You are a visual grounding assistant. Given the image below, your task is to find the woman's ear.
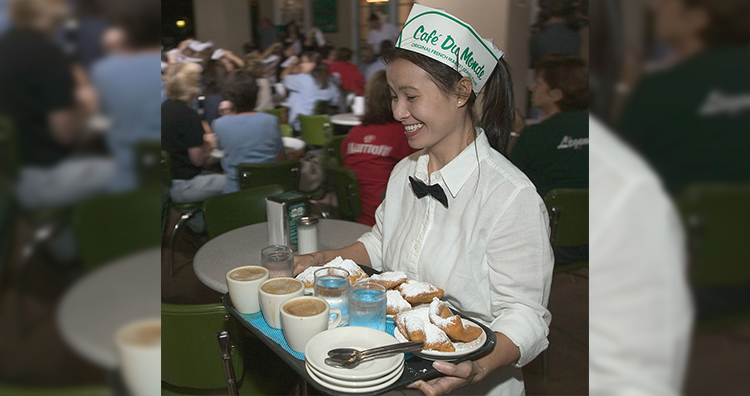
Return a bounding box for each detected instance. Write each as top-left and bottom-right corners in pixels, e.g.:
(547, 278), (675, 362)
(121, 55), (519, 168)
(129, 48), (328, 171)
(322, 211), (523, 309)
(457, 77), (472, 108)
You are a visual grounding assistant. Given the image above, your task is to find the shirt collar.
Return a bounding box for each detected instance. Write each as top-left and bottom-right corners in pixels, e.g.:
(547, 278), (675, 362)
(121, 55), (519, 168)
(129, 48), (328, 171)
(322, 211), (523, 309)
(413, 128), (490, 198)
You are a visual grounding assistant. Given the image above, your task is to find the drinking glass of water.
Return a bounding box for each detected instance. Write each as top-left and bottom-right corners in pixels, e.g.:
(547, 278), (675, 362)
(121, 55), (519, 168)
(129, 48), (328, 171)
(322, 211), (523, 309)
(349, 281), (386, 331)
(261, 245), (294, 278)
(313, 267), (350, 325)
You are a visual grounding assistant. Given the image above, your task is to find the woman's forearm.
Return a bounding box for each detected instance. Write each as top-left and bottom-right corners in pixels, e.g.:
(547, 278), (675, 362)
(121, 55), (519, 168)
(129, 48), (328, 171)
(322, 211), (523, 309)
(472, 332), (522, 383)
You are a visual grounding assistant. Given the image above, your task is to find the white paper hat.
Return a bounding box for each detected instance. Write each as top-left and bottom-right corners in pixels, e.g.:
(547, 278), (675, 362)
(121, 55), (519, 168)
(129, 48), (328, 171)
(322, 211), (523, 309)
(396, 4), (505, 93)
(188, 40), (214, 52)
(211, 48), (226, 60)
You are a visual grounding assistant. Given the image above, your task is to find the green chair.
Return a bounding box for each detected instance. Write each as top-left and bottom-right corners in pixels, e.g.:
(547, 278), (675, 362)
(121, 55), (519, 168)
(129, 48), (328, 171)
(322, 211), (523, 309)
(161, 303), (244, 392)
(543, 188), (589, 273)
(162, 151), (204, 277)
(279, 123), (294, 138)
(202, 185), (284, 240)
(134, 140), (161, 187)
(72, 186), (161, 272)
(262, 108), (281, 120)
(0, 385), (113, 396)
(263, 107), (287, 125)
(237, 158), (300, 192)
(298, 114), (333, 147)
(328, 166), (362, 222)
(323, 135), (346, 168)
(677, 183), (750, 287)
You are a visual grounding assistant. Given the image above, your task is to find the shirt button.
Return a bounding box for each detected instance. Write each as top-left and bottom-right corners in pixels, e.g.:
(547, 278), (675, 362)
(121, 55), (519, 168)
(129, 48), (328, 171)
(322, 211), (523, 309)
(435, 173), (441, 180)
(413, 243), (419, 250)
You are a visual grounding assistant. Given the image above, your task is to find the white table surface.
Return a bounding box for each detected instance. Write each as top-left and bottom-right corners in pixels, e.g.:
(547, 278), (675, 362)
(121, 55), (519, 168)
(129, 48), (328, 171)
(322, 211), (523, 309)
(56, 248), (161, 369)
(193, 219), (372, 294)
(330, 113), (362, 126)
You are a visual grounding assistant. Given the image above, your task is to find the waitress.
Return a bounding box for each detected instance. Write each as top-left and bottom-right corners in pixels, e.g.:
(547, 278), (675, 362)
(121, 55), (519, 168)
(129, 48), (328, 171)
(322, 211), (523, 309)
(294, 4), (553, 395)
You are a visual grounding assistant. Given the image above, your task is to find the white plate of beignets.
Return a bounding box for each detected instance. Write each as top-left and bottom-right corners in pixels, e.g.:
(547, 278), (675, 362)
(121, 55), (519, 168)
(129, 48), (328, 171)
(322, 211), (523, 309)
(393, 305), (487, 360)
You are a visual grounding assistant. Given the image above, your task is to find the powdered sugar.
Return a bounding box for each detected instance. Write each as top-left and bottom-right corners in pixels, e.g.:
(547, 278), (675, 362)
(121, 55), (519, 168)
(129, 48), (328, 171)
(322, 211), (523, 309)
(295, 265), (321, 287)
(398, 280), (437, 297)
(428, 297), (459, 328)
(323, 256), (367, 280)
(386, 290), (411, 312)
(371, 271), (407, 283)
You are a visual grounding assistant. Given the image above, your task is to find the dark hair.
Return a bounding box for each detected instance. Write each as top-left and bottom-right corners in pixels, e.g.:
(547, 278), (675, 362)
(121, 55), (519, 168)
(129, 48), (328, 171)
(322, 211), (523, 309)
(534, 55), (589, 111)
(335, 48), (353, 62)
(222, 70), (259, 113)
(320, 45), (336, 60)
(107, 0), (159, 48)
(379, 40), (394, 58)
(361, 71), (397, 126)
(203, 60), (228, 95)
(683, 0), (750, 46)
(243, 42), (259, 55)
(369, 13), (380, 22)
(302, 51), (329, 89)
(384, 48), (514, 156)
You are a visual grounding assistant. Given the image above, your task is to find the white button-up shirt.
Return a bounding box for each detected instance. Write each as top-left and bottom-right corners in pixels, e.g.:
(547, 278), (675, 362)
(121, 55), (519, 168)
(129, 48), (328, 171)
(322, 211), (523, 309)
(359, 130), (553, 395)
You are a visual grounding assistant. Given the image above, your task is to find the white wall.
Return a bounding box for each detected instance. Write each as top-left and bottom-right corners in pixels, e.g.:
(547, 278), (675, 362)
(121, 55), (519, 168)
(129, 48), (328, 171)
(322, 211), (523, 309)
(194, 0), (252, 54)
(416, 0), (531, 116)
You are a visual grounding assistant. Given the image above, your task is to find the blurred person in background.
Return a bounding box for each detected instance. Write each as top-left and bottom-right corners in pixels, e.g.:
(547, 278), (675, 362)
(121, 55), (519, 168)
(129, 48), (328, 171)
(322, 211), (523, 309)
(328, 47), (365, 96)
(616, 0), (750, 321)
(100, 25), (126, 54)
(366, 13), (399, 56)
(510, 55), (589, 266)
(341, 70), (417, 226)
(257, 17), (278, 51)
(0, 0), (9, 37)
(510, 55), (589, 199)
(201, 59), (228, 127)
(588, 0), (693, 393)
(213, 69), (285, 194)
(162, 62), (225, 204)
(363, 40), (392, 81)
(530, 0), (583, 67)
(283, 21), (303, 56)
(73, 0), (109, 71)
(212, 48), (244, 73)
(0, 0), (113, 209)
(243, 53), (273, 111)
(91, 0), (160, 192)
(281, 51), (340, 131)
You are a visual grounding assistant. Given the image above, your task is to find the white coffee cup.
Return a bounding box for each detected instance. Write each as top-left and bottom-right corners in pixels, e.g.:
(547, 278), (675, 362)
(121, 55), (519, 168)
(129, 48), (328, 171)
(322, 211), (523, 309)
(281, 296), (342, 353)
(226, 266), (269, 314)
(114, 318), (161, 396)
(352, 96), (365, 116)
(259, 278), (305, 329)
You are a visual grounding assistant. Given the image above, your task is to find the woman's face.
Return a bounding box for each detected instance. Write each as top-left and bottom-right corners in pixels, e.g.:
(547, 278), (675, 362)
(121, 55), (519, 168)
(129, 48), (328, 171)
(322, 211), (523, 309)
(387, 59), (464, 151)
(300, 56), (316, 73)
(651, 0), (707, 46)
(529, 72), (560, 111)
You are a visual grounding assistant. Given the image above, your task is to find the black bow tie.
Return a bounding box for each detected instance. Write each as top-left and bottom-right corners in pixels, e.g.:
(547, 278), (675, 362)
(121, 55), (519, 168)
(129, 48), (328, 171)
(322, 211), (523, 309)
(409, 176), (448, 208)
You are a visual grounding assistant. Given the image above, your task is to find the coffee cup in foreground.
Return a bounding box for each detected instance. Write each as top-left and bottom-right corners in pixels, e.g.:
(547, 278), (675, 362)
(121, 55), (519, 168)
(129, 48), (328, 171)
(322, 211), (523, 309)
(281, 296), (342, 353)
(114, 318), (161, 396)
(226, 266), (269, 314)
(259, 277), (304, 329)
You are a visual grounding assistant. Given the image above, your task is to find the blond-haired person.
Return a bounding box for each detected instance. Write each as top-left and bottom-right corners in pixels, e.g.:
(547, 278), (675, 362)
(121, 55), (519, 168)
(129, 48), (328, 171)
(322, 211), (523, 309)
(0, 0), (113, 209)
(162, 63), (226, 204)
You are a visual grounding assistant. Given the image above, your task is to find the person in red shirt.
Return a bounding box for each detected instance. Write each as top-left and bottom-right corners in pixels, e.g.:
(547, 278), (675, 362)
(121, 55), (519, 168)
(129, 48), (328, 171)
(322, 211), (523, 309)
(342, 70), (418, 226)
(328, 48), (366, 96)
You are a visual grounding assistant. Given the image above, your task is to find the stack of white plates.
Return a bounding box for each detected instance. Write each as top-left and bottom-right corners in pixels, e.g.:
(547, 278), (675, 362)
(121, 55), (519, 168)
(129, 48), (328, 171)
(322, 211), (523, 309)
(304, 327), (405, 393)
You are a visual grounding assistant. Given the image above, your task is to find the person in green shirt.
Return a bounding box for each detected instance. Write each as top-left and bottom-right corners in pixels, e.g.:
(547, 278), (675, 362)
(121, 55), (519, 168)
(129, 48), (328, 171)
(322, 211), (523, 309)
(510, 55), (589, 199)
(617, 0), (750, 321)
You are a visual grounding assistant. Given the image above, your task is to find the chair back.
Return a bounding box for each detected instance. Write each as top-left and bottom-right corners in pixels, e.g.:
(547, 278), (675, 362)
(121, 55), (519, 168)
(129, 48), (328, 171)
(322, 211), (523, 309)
(543, 189), (589, 247)
(134, 140), (161, 187)
(279, 123), (293, 138)
(677, 183), (750, 287)
(298, 114), (332, 146)
(161, 303), (244, 390)
(237, 158), (299, 192)
(323, 135), (346, 168)
(328, 166), (362, 221)
(73, 186), (161, 271)
(262, 108), (281, 120)
(0, 115), (20, 182)
(203, 184), (284, 239)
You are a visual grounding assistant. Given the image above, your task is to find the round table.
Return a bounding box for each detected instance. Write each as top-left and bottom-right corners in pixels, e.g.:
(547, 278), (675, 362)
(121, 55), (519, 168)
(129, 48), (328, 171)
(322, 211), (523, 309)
(330, 113), (362, 126)
(193, 219), (372, 293)
(57, 248), (161, 369)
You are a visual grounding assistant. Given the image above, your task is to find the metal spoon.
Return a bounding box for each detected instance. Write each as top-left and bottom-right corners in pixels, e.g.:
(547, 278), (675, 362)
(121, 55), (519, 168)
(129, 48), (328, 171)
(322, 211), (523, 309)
(324, 341), (424, 369)
(327, 341), (424, 358)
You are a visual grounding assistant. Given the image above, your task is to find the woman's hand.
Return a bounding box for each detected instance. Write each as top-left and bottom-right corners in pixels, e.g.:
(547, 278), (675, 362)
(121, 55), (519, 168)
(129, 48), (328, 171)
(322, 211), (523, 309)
(203, 133), (218, 148)
(293, 253), (319, 276)
(407, 360), (485, 396)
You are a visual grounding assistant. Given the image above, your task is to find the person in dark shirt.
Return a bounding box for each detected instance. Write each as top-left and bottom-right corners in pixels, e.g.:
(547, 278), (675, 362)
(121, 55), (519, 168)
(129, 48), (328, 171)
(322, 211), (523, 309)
(510, 55), (588, 266)
(162, 62), (225, 204)
(530, 1), (582, 67)
(0, 0), (113, 209)
(511, 55), (589, 199)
